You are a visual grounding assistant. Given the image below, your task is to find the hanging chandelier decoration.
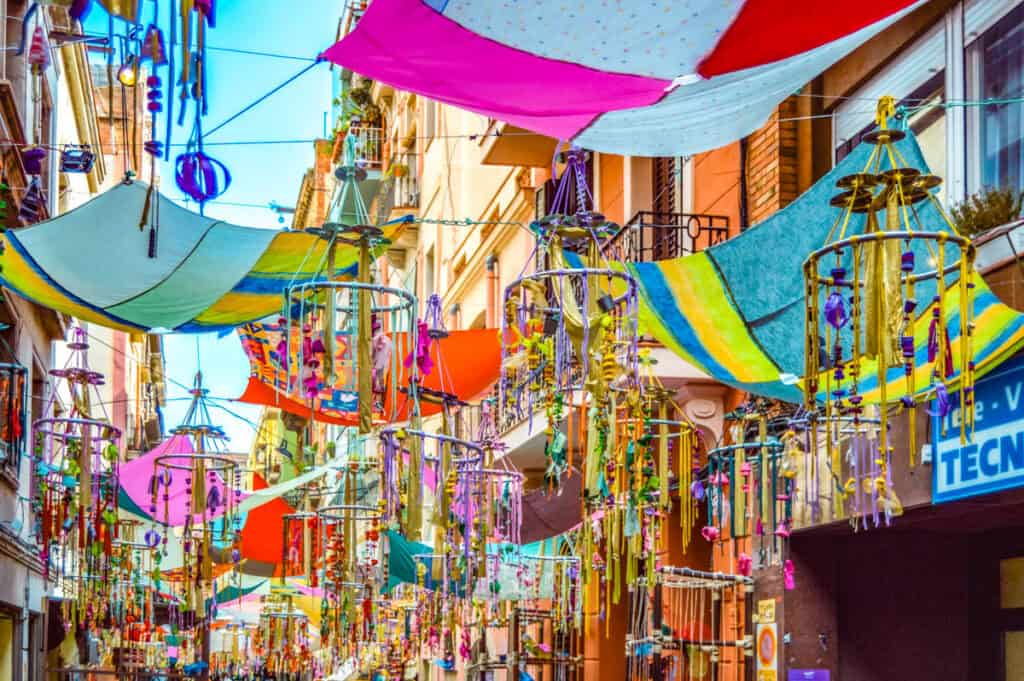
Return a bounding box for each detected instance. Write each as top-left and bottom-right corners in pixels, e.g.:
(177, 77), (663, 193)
(501, 146), (640, 492)
(150, 373), (241, 619)
(317, 501), (385, 660)
(803, 96), (976, 467)
(32, 327), (123, 630)
(253, 592), (316, 676)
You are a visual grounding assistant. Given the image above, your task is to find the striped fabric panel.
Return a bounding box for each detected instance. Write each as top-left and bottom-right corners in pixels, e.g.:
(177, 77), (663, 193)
(2, 233), (147, 332)
(1, 219), (406, 333)
(188, 222), (406, 331)
(630, 253), (781, 386)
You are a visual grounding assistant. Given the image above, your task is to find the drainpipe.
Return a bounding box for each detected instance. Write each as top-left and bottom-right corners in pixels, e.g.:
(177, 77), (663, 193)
(739, 137), (749, 231)
(485, 254), (499, 328)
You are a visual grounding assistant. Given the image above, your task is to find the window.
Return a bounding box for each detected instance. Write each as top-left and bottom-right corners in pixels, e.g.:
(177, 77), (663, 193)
(0, 364), (27, 472)
(833, 1), (1024, 208)
(423, 245), (435, 306)
(540, 152), (594, 216)
(967, 2), (1024, 193)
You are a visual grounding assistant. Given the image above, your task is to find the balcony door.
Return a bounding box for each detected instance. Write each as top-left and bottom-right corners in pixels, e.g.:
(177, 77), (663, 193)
(651, 157), (678, 259)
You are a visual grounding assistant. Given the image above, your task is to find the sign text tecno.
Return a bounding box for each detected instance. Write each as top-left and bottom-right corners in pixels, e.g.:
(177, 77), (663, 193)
(933, 355), (1024, 503)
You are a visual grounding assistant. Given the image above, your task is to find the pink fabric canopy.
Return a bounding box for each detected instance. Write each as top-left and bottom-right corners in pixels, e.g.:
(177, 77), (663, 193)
(322, 0), (922, 156)
(120, 435), (250, 526)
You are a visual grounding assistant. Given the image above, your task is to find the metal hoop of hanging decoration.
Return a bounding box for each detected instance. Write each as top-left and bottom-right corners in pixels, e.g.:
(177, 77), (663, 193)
(281, 226), (419, 429)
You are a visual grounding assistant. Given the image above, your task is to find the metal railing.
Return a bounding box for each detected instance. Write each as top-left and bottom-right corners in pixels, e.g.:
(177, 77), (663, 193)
(602, 211), (730, 262)
(351, 126), (384, 169)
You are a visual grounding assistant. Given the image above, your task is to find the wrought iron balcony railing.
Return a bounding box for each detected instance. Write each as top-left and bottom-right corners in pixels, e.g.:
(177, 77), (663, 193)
(602, 211), (730, 262)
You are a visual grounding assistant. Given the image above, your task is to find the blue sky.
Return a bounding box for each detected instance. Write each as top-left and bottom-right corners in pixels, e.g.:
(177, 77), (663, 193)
(85, 0), (340, 448)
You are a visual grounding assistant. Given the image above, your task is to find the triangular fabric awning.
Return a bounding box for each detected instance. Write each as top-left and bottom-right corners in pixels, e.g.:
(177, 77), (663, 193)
(613, 133), (1024, 401)
(0, 183), (406, 333)
(237, 473), (297, 567)
(322, 0), (922, 156)
(237, 324), (502, 424)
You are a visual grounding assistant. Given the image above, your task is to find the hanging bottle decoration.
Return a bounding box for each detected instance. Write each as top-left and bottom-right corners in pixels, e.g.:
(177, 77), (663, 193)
(141, 24), (168, 65)
(18, 177), (43, 223)
(27, 25), (50, 72)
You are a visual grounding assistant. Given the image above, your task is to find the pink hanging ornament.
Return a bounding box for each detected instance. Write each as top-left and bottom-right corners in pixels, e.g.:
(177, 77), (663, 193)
(784, 559), (796, 590)
(737, 553), (753, 576)
(28, 26), (49, 72)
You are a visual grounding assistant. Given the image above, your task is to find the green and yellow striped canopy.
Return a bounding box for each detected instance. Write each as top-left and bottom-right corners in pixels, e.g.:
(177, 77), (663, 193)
(0, 183), (405, 333)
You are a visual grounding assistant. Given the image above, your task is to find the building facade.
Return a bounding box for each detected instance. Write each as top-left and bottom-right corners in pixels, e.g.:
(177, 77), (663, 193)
(319, 0), (1024, 679)
(0, 4), (166, 679)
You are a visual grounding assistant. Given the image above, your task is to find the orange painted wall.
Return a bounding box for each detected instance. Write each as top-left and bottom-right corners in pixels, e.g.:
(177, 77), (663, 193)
(599, 154), (625, 225)
(693, 143), (742, 235)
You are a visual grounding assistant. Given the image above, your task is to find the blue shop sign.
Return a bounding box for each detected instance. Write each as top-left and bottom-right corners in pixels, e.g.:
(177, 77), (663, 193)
(933, 355), (1024, 504)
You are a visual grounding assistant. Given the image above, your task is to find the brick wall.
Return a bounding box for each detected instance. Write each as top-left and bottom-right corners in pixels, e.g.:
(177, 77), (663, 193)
(745, 97), (800, 226)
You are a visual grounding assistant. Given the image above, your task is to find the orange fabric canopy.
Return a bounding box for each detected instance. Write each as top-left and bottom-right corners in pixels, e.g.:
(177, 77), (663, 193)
(237, 327), (501, 425)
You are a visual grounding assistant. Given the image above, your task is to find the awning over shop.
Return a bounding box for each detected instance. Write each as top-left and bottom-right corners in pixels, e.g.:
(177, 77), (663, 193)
(0, 182), (405, 333)
(322, 0), (923, 156)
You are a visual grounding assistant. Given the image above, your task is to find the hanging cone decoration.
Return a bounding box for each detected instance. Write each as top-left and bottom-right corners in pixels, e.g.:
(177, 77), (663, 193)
(18, 178), (43, 223)
(28, 26), (49, 73)
(141, 24), (168, 65)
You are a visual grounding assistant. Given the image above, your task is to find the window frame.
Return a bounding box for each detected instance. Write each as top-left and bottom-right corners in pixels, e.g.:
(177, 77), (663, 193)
(832, 0), (1024, 207)
(964, 0), (1024, 194)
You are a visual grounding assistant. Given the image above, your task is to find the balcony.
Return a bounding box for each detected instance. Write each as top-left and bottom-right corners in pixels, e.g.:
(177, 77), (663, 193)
(340, 0), (369, 38)
(602, 211), (729, 262)
(331, 125), (384, 168)
(331, 126), (385, 224)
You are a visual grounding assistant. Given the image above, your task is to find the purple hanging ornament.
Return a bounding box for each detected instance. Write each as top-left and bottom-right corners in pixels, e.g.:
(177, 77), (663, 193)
(926, 383), (951, 418)
(21, 146), (46, 175)
(690, 479), (705, 501)
(175, 149), (231, 207)
(404, 320), (434, 376)
(824, 291), (849, 329)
